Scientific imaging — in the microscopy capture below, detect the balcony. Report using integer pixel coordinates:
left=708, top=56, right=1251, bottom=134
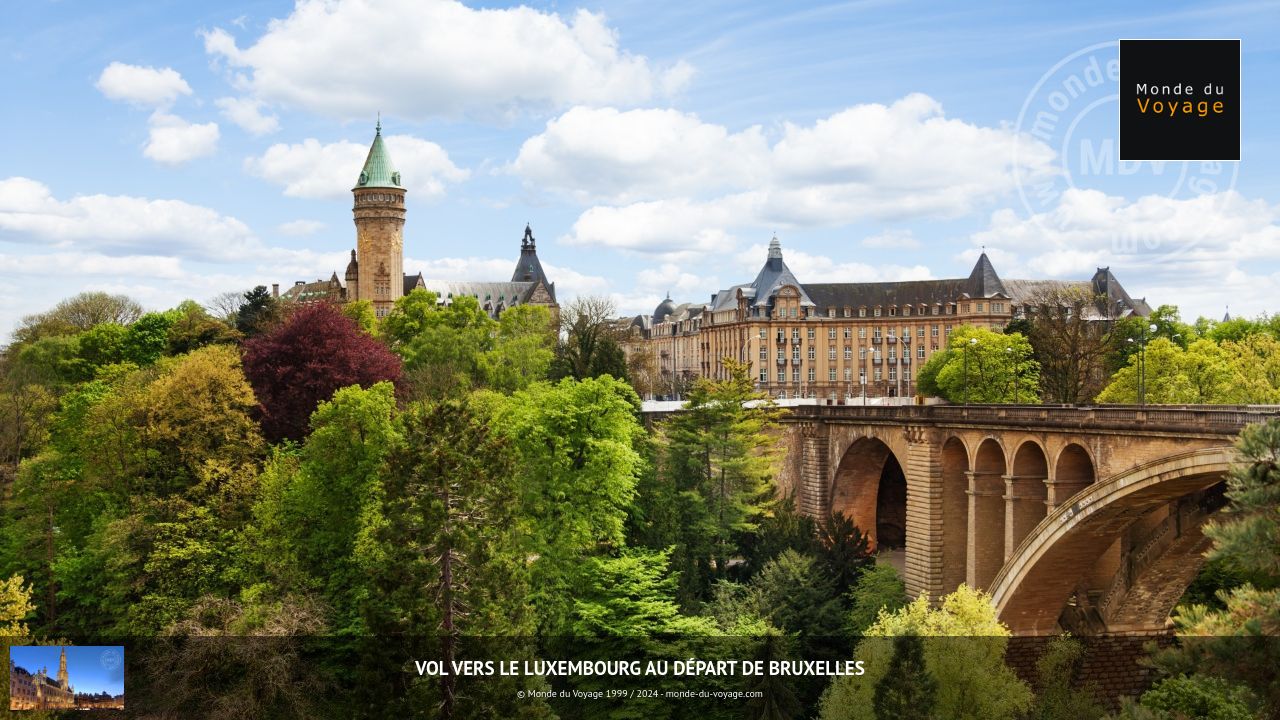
left=903, top=335, right=912, bottom=344
left=776, top=356, right=786, bottom=365
left=902, top=356, right=912, bottom=365
left=775, top=335, right=786, bottom=344
left=872, top=337, right=883, bottom=344
left=872, top=356, right=882, bottom=365
left=888, top=356, right=898, bottom=365
left=886, top=336, right=897, bottom=344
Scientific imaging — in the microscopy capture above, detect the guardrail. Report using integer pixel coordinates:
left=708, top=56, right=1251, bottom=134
left=777, top=404, right=1280, bottom=434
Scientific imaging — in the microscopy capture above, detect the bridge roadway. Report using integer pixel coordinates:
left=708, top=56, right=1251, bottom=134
left=645, top=402, right=1279, bottom=635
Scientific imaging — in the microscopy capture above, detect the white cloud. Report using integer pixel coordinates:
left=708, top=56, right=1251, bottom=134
left=144, top=112, right=220, bottom=164
left=635, top=263, right=718, bottom=299
left=215, top=96, right=279, bottom=135
left=969, top=188, right=1280, bottom=320
left=276, top=219, right=325, bottom=236
left=202, top=0, right=691, bottom=120
left=861, top=229, right=920, bottom=250
left=0, top=252, right=186, bottom=279
left=734, top=242, right=934, bottom=284
left=529, top=95, right=1056, bottom=256
left=96, top=62, right=192, bottom=107
left=246, top=134, right=468, bottom=199
left=510, top=106, right=767, bottom=204
left=0, top=176, right=255, bottom=261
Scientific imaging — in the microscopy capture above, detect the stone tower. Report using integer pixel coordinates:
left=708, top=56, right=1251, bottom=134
left=57, top=647, right=68, bottom=690
left=351, top=121, right=406, bottom=318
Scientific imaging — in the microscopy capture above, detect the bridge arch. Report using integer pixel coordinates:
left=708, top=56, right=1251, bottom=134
left=940, top=436, right=969, bottom=593
left=990, top=447, right=1235, bottom=635
left=969, top=437, right=1007, bottom=589
left=1008, top=441, right=1050, bottom=560
left=1051, top=443, right=1096, bottom=508
left=830, top=437, right=907, bottom=553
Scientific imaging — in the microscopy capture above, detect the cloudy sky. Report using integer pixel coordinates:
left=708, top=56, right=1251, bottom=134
left=2, top=0, right=1279, bottom=339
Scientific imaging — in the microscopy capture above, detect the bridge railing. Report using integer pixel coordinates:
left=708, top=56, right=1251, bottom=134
left=782, top=403, right=1280, bottom=433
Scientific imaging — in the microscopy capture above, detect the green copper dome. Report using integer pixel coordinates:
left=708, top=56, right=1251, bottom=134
left=354, top=121, right=403, bottom=190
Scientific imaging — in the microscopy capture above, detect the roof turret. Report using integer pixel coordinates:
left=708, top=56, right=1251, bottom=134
left=353, top=120, right=403, bottom=190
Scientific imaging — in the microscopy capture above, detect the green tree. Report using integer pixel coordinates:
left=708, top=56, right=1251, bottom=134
left=385, top=290, right=497, bottom=399
left=917, top=326, right=1038, bottom=403
left=121, top=310, right=179, bottom=365
left=165, top=299, right=240, bottom=354
left=571, top=547, right=715, bottom=637
left=749, top=549, right=845, bottom=640
left=661, top=358, right=782, bottom=605
left=1222, top=335, right=1280, bottom=404
left=341, top=299, right=378, bottom=335
left=1024, top=635, right=1105, bottom=720
left=235, top=285, right=279, bottom=336
left=484, top=376, right=644, bottom=634
left=478, top=304, right=555, bottom=393
left=1096, top=338, right=1196, bottom=404
left=76, top=322, right=127, bottom=370
left=0, top=574, right=34, bottom=635
left=819, top=585, right=1032, bottom=720
left=14, top=291, right=142, bottom=344
left=873, top=635, right=937, bottom=720
left=815, top=512, right=874, bottom=596
left=846, top=565, right=907, bottom=637
left=1124, top=675, right=1259, bottom=720
left=550, top=295, right=629, bottom=382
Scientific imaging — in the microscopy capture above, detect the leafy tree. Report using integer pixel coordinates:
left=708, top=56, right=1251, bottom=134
left=917, top=326, right=1038, bottom=403
left=0, top=574, right=34, bottom=634
left=819, top=585, right=1032, bottom=720
left=743, top=628, right=804, bottom=720
left=341, top=299, right=378, bottom=335
left=484, top=376, right=644, bottom=634
left=749, top=549, right=845, bottom=640
left=1152, top=419, right=1280, bottom=716
left=76, top=322, right=128, bottom=370
left=846, top=565, right=907, bottom=637
left=550, top=295, right=630, bottom=382
left=736, top=496, right=817, bottom=580
left=384, top=290, right=497, bottom=400
left=661, top=359, right=782, bottom=605
left=1096, top=338, right=1195, bottom=404
left=14, top=291, right=142, bottom=344
left=478, top=304, right=555, bottom=393
left=1017, top=285, right=1124, bottom=403
left=815, top=512, right=874, bottom=596
left=235, top=285, right=279, bottom=336
left=1221, top=334, right=1280, bottom=404
left=242, top=302, right=402, bottom=441
left=7, top=335, right=84, bottom=389
left=571, top=547, right=715, bottom=637
left=121, top=310, right=179, bottom=365
left=1120, top=675, right=1259, bottom=720
left=166, top=300, right=240, bottom=355
left=1024, top=635, right=1105, bottom=720
left=873, top=635, right=937, bottom=720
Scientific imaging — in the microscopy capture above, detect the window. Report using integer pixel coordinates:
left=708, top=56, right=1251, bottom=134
left=828, top=308, right=835, bottom=318
left=759, top=368, right=768, bottom=382
left=859, top=327, right=867, bottom=339
left=904, top=306, right=911, bottom=316
left=829, top=368, right=837, bottom=381
left=792, top=347, right=800, bottom=361
left=859, top=307, right=867, bottom=317
left=931, top=324, right=939, bottom=337
left=791, top=328, right=800, bottom=341
left=945, top=326, right=953, bottom=337
left=889, top=368, right=897, bottom=381
left=905, top=370, right=912, bottom=381
left=932, top=343, right=939, bottom=352
left=828, top=328, right=837, bottom=340
left=759, top=328, right=767, bottom=339
left=843, top=327, right=852, bottom=339
left=759, top=347, right=767, bottom=359
left=992, top=302, right=1004, bottom=312
left=917, top=327, right=925, bottom=337
left=844, top=367, right=852, bottom=381
left=778, top=370, right=786, bottom=383
left=844, top=346, right=852, bottom=360
left=859, top=348, right=867, bottom=360
left=859, top=369, right=866, bottom=382
left=808, top=368, right=816, bottom=381
left=962, top=303, right=971, bottom=314
left=917, top=345, right=925, bottom=358
left=828, top=347, right=836, bottom=360
left=792, top=369, right=800, bottom=383
left=874, top=369, right=882, bottom=381
left=874, top=307, right=882, bottom=317
left=889, top=349, right=896, bottom=360
left=807, top=328, right=815, bottom=340
left=889, top=306, right=897, bottom=316
left=976, top=302, right=984, bottom=312
left=843, top=307, right=852, bottom=318
left=873, top=328, right=882, bottom=340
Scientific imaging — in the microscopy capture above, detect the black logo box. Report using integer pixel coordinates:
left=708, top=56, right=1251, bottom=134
left=1119, top=39, right=1240, bottom=161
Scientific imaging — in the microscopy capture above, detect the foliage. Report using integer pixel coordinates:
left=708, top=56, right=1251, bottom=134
left=550, top=295, right=629, bottom=382
left=242, top=302, right=402, bottom=441
left=571, top=547, right=715, bottom=637
left=14, top=291, right=142, bottom=344
left=1025, top=635, right=1105, bottom=720
left=873, top=635, right=937, bottom=720
left=341, top=299, right=378, bottom=335
left=121, top=310, right=179, bottom=365
left=478, top=304, right=555, bottom=393
left=1017, top=285, right=1124, bottom=403
left=166, top=299, right=240, bottom=354
left=736, top=496, right=818, bottom=580
left=917, top=326, right=1039, bottom=403
left=661, top=359, right=782, bottom=606
left=235, top=285, right=280, bottom=336
left=1128, top=675, right=1259, bottom=720
left=1097, top=334, right=1280, bottom=404
left=814, top=512, right=874, bottom=597
left=845, top=565, right=907, bottom=637
left=748, top=550, right=845, bottom=640
left=819, top=585, right=1032, bottom=720
left=0, top=574, right=34, bottom=635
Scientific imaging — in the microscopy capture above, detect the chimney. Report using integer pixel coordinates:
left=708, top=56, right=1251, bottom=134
left=272, top=283, right=279, bottom=297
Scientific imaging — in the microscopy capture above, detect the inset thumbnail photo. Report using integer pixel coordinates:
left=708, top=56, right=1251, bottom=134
left=8, top=645, right=124, bottom=711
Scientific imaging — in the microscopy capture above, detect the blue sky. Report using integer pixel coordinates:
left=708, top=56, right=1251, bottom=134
left=8, top=645, right=124, bottom=695
left=2, top=0, right=1278, bottom=339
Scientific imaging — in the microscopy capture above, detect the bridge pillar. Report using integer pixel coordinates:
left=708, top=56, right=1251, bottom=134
left=902, top=426, right=944, bottom=602
left=1004, top=473, right=1048, bottom=561
left=797, top=422, right=830, bottom=518
left=967, top=470, right=1005, bottom=590
left=1045, top=479, right=1090, bottom=512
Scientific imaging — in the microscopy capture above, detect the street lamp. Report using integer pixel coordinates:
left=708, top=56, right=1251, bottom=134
left=1129, top=323, right=1158, bottom=405
left=963, top=337, right=978, bottom=404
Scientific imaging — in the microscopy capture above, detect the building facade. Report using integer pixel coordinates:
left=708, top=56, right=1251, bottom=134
left=9, top=648, right=74, bottom=710
left=277, top=122, right=558, bottom=320
left=621, top=237, right=1150, bottom=400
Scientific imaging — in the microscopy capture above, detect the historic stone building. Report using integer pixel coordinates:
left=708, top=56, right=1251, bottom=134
left=277, top=122, right=557, bottom=320
left=9, top=648, right=74, bottom=710
left=621, top=237, right=1150, bottom=400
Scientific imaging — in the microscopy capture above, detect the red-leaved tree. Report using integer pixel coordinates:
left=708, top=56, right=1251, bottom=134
left=242, top=302, right=401, bottom=442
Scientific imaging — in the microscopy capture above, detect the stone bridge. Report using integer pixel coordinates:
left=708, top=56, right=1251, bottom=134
left=660, top=403, right=1278, bottom=636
